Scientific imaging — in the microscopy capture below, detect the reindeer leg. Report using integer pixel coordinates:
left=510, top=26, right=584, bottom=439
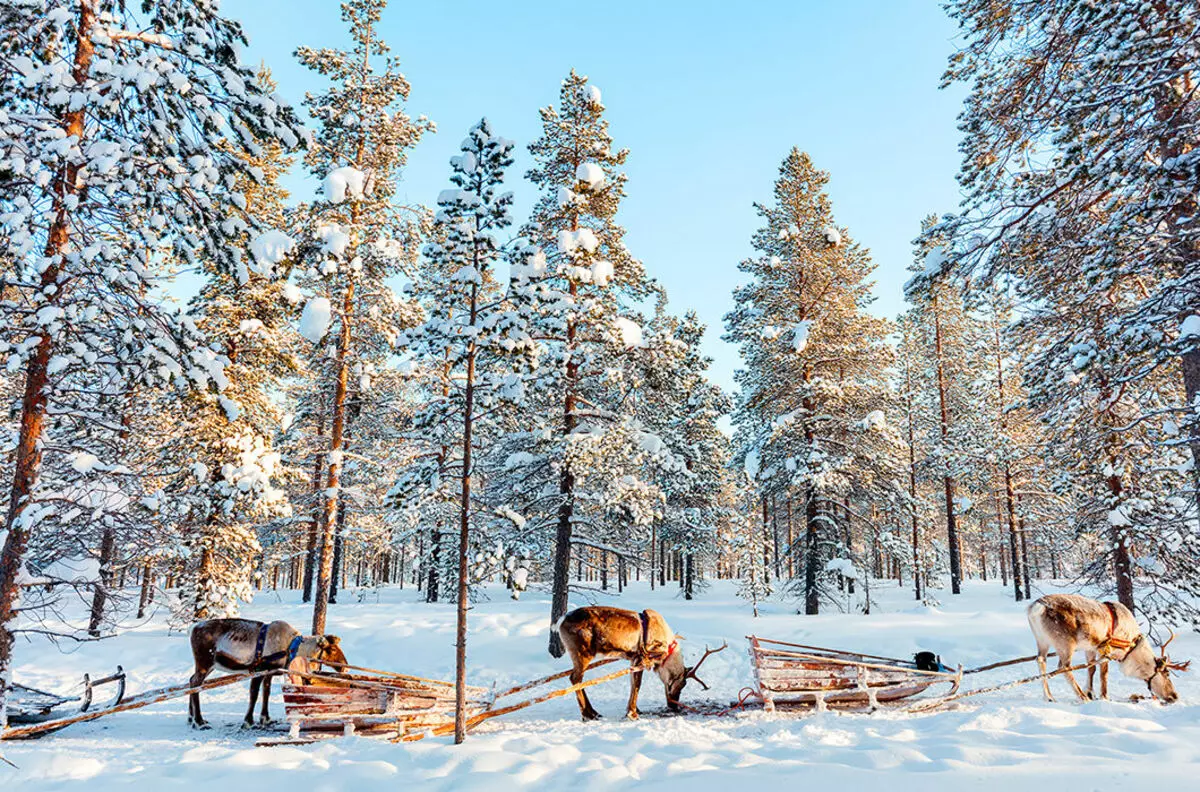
left=1058, top=644, right=1088, bottom=702
left=1085, top=651, right=1097, bottom=700
left=259, top=674, right=273, bottom=726
left=1099, top=659, right=1109, bottom=700
left=1036, top=648, right=1054, bottom=702
left=188, top=661, right=213, bottom=729
left=572, top=658, right=601, bottom=721
left=243, top=677, right=262, bottom=728
left=625, top=670, right=644, bottom=720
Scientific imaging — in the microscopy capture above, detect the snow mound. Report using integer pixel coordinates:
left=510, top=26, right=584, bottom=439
left=1180, top=315, right=1200, bottom=340
left=322, top=166, right=367, bottom=204
left=299, top=297, right=333, bottom=343
left=575, top=162, right=604, bottom=189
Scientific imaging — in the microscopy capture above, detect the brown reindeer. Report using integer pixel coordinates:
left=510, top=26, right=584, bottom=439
left=187, top=618, right=347, bottom=729
left=557, top=606, right=725, bottom=720
left=1027, top=594, right=1188, bottom=703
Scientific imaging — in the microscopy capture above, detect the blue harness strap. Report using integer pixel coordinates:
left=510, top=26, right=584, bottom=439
left=250, top=627, right=303, bottom=669
left=285, top=635, right=303, bottom=666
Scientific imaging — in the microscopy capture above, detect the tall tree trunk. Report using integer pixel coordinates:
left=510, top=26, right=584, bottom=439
left=453, top=275, right=481, bottom=744
left=804, top=489, right=820, bottom=615
left=137, top=560, right=153, bottom=619
left=932, top=295, right=962, bottom=593
left=0, top=0, right=97, bottom=727
left=649, top=521, right=657, bottom=591
left=761, top=497, right=771, bottom=585
left=329, top=495, right=346, bottom=604
left=426, top=529, right=441, bottom=602
left=87, top=528, right=117, bottom=637
left=311, top=275, right=354, bottom=635
left=1004, top=465, right=1023, bottom=601
left=302, top=407, right=326, bottom=604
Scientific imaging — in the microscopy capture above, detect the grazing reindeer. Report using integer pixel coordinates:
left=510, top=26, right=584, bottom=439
left=557, top=606, right=725, bottom=720
left=188, top=618, right=347, bottom=729
left=1027, top=594, right=1188, bottom=703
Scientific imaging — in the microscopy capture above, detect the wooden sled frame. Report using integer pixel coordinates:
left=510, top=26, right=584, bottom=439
left=258, top=658, right=634, bottom=746
left=8, top=667, right=126, bottom=726
left=748, top=635, right=962, bottom=712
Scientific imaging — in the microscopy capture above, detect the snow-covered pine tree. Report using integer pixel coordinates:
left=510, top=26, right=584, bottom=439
left=292, top=0, right=429, bottom=634
left=724, top=149, right=896, bottom=615
left=0, top=0, right=302, bottom=724
left=505, top=72, right=662, bottom=656
left=386, top=118, right=534, bottom=742
left=936, top=3, right=1200, bottom=547
left=902, top=216, right=988, bottom=595
left=162, top=69, right=300, bottom=619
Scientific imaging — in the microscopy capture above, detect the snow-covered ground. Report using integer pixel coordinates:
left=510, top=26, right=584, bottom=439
left=5, top=579, right=1199, bottom=789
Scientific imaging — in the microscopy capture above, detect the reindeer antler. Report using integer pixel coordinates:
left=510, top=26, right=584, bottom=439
left=1161, top=630, right=1176, bottom=657
left=684, top=642, right=728, bottom=691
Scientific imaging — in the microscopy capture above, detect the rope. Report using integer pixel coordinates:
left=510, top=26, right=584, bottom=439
left=676, top=687, right=763, bottom=717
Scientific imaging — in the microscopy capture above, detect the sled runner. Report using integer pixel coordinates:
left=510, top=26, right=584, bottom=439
left=746, top=636, right=962, bottom=711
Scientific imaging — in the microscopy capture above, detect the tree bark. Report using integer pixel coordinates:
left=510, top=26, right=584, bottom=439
left=137, top=560, right=153, bottom=619
left=932, top=293, right=962, bottom=593
left=302, top=406, right=326, bottom=603
left=804, top=489, right=820, bottom=615
left=1004, top=465, right=1023, bottom=601
left=87, top=527, right=117, bottom=637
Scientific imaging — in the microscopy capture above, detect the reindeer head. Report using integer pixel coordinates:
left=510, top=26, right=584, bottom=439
left=659, top=641, right=727, bottom=711
left=1146, top=632, right=1189, bottom=704
left=313, top=634, right=348, bottom=666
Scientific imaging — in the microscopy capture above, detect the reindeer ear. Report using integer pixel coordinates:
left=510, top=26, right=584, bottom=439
left=675, top=634, right=686, bottom=641
left=327, top=635, right=341, bottom=646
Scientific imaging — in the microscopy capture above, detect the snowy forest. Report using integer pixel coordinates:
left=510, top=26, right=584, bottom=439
left=1, top=0, right=1199, bottom=770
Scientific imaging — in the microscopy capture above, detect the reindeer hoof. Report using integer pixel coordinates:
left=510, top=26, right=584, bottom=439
left=625, top=710, right=639, bottom=721
left=582, top=710, right=602, bottom=722
left=190, top=721, right=211, bottom=731
left=257, top=718, right=275, bottom=729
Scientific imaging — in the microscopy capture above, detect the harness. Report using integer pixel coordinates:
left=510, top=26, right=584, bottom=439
left=249, top=625, right=304, bottom=670
left=1097, top=602, right=1143, bottom=661
left=638, top=610, right=677, bottom=669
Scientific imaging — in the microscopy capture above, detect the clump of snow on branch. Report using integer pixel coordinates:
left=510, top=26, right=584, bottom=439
left=823, top=226, right=842, bottom=246
left=299, top=297, right=333, bottom=343
left=579, top=84, right=602, bottom=105
left=614, top=317, right=643, bottom=348
left=791, top=320, right=812, bottom=353
left=322, top=166, right=368, bottom=203
left=575, top=162, right=605, bottom=189
left=249, top=229, right=295, bottom=275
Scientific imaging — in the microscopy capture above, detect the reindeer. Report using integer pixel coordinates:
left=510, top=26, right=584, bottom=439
left=557, top=606, right=725, bottom=720
left=1027, top=594, right=1188, bottom=704
left=187, top=618, right=348, bottom=729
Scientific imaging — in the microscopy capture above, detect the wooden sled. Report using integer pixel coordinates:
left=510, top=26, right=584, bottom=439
left=258, top=658, right=633, bottom=746
left=8, top=667, right=126, bottom=726
left=747, top=636, right=962, bottom=712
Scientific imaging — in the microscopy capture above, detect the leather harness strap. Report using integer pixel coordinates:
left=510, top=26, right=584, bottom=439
left=637, top=611, right=677, bottom=669
left=1099, top=602, right=1140, bottom=660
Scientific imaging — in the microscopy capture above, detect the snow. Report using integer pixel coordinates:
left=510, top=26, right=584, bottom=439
left=861, top=410, right=886, bottom=431
left=299, top=297, right=333, bottom=343
left=823, top=226, right=842, bottom=246
left=923, top=245, right=949, bottom=275
left=249, top=229, right=294, bottom=274
left=69, top=451, right=100, bottom=474
left=7, top=580, right=1200, bottom=789
left=1180, top=315, right=1200, bottom=340
left=318, top=225, right=351, bottom=258
left=556, top=228, right=600, bottom=256
left=591, top=259, right=614, bottom=287
left=322, top=166, right=367, bottom=204
left=575, top=162, right=604, bottom=189
left=791, top=320, right=812, bottom=353
left=614, top=317, right=643, bottom=348
left=281, top=283, right=303, bottom=305
left=580, top=84, right=602, bottom=105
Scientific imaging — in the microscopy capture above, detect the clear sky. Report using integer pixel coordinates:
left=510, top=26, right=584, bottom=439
left=225, top=0, right=967, bottom=393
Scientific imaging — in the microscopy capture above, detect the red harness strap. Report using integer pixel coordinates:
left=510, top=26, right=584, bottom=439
left=638, top=611, right=676, bottom=667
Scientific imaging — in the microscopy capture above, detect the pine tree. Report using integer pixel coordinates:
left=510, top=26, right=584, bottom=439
left=0, top=0, right=302, bottom=724
left=509, top=72, right=661, bottom=656
left=725, top=149, right=896, bottom=615
left=292, top=0, right=430, bottom=634
left=387, top=118, right=533, bottom=742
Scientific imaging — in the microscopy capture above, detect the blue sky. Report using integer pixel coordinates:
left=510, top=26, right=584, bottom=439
left=226, top=0, right=966, bottom=392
